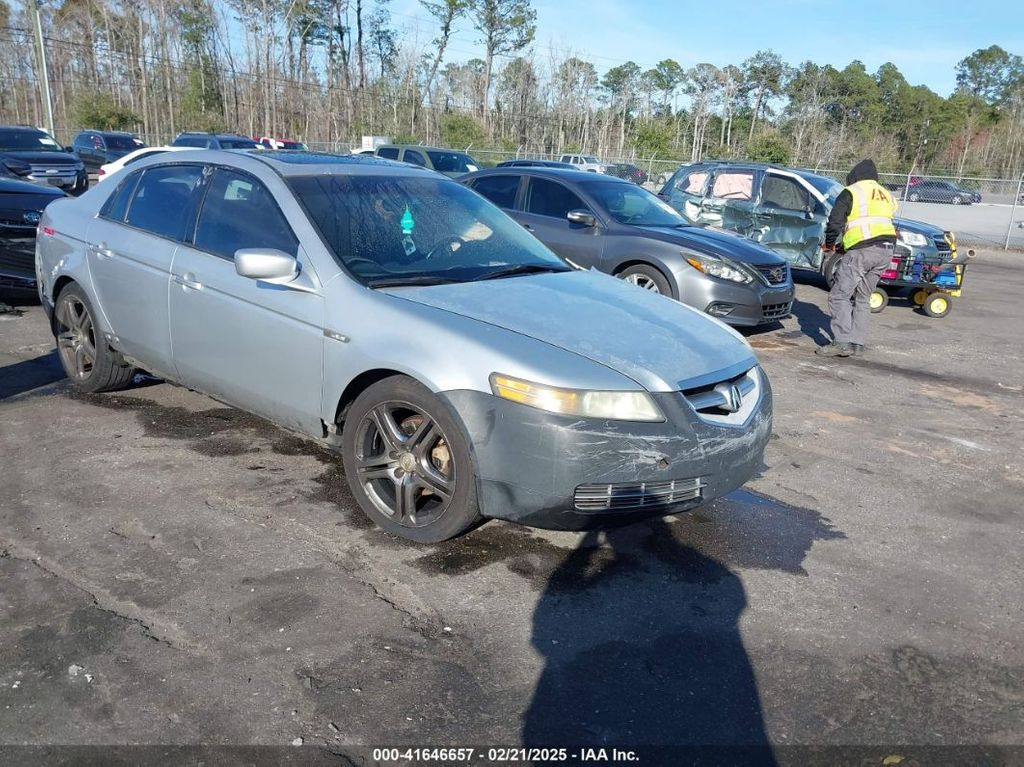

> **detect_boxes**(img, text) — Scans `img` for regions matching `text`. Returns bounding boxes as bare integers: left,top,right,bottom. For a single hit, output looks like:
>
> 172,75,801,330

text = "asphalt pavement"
1,252,1022,761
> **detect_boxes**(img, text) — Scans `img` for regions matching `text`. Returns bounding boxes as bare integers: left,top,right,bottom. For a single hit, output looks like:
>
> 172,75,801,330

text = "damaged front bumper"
441,371,773,529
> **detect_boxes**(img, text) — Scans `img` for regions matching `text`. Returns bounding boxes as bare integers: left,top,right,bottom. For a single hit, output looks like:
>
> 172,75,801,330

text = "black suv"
0,163,65,291
0,125,88,196
71,130,145,173
172,132,261,150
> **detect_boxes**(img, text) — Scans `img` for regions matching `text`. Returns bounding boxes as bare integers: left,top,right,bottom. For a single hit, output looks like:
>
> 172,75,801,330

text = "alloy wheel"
623,273,661,292
55,294,97,381
353,401,455,527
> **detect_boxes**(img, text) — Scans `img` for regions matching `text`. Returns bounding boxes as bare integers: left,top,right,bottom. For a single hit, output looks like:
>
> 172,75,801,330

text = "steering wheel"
423,238,460,261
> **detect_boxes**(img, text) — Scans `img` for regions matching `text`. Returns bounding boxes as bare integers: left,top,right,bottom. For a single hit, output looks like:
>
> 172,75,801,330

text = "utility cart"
869,246,974,319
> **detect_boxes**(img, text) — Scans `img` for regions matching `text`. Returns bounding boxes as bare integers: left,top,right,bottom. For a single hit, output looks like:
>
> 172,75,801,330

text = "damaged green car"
658,161,957,286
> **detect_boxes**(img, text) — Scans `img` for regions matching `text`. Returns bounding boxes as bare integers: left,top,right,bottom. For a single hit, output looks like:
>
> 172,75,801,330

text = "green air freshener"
400,206,414,235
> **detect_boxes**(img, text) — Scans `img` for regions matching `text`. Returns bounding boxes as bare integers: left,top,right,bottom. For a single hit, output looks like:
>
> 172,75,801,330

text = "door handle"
521,223,534,232
173,273,203,290
91,243,114,259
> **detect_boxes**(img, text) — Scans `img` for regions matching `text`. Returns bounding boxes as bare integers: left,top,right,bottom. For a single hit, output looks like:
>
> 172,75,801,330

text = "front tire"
619,264,672,297
341,375,480,543
53,283,134,392
868,287,888,313
923,292,952,318
952,195,962,205
908,192,920,202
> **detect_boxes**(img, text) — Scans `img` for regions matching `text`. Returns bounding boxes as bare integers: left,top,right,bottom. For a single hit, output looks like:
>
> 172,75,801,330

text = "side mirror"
567,209,596,227
235,248,298,283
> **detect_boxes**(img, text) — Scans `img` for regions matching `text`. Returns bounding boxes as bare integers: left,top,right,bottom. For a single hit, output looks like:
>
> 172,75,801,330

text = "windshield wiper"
470,264,569,282
366,275,461,288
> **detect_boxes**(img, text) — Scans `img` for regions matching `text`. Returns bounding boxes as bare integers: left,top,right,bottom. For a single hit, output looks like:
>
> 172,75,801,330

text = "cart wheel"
912,289,929,306
923,292,952,318
869,288,888,313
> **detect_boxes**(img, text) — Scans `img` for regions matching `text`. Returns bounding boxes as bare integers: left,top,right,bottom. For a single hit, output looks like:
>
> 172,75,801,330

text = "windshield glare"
589,182,686,227
106,135,143,150
289,174,569,284
0,130,65,152
426,151,477,173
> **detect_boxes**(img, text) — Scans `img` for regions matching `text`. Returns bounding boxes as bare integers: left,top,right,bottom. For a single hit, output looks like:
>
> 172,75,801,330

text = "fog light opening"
707,303,735,317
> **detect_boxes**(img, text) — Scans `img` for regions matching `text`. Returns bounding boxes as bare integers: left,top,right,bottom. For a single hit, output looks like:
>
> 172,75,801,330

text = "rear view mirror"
567,209,596,227
235,248,298,283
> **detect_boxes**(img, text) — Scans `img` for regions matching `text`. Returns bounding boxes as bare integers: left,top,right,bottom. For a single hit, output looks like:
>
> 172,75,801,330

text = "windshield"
0,130,65,152
426,150,477,174
220,138,260,150
289,174,570,285
588,182,686,227
106,135,144,150
804,173,843,205
280,141,306,150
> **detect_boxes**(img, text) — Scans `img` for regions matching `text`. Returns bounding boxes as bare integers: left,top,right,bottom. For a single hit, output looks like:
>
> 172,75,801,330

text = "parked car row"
35,150,773,541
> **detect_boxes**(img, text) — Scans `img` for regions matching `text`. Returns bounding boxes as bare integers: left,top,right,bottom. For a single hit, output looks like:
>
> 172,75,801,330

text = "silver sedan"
36,150,772,542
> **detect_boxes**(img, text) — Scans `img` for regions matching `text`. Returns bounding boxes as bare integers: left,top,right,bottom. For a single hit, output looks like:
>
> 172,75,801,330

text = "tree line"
1,0,1022,179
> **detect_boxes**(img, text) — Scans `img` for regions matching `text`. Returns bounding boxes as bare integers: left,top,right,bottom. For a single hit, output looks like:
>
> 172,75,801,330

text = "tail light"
97,168,106,177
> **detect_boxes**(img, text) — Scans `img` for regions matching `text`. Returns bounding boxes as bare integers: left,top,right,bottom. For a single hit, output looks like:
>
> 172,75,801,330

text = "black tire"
923,292,952,318
868,287,888,313
52,282,134,393
951,195,962,205
822,250,844,289
618,264,673,297
908,191,920,202
341,375,480,543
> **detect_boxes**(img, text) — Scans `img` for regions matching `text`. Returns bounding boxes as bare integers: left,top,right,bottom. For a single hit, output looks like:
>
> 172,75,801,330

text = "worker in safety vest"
816,159,898,357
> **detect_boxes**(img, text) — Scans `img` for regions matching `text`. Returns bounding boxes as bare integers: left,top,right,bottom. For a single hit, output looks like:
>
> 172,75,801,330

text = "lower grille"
932,234,952,255
762,301,791,319
574,477,705,512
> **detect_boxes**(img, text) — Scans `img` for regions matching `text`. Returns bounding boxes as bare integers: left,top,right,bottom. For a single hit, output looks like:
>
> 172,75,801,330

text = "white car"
558,154,607,173
97,146,196,182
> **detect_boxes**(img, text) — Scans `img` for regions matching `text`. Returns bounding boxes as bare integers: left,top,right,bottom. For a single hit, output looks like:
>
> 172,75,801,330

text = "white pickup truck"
558,154,607,173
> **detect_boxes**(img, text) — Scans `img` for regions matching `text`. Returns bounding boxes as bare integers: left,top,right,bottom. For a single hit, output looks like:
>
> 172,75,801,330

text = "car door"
168,166,324,434
401,149,428,169
661,167,710,224
72,134,94,170
85,164,205,378
753,171,822,268
702,168,759,236
517,176,602,267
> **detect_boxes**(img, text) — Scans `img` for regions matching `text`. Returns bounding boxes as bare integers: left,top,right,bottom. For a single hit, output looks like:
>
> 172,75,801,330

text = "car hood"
0,150,79,165
381,269,756,392
644,224,787,266
894,217,944,236
0,177,65,196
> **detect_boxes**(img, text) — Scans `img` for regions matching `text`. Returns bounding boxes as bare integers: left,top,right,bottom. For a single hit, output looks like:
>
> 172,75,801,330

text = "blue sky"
390,0,1024,97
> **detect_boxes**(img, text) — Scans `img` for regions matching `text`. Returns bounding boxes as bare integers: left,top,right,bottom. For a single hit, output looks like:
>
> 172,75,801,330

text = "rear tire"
822,251,844,290
341,375,480,543
52,283,134,393
619,264,672,297
923,292,952,318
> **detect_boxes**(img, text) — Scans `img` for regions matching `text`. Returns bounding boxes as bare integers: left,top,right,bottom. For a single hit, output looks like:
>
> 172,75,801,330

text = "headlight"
490,374,664,422
898,230,927,247
685,253,752,283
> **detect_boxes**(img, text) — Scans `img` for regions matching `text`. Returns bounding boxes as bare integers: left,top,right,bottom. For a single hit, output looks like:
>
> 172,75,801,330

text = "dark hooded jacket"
824,159,897,251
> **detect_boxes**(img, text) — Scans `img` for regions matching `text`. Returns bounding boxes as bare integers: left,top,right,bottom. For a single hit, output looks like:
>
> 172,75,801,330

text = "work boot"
815,342,853,357
849,344,865,356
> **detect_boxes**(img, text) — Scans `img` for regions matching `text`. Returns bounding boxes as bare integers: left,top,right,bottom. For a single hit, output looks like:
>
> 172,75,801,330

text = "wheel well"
613,260,676,297
333,368,406,425
52,275,75,302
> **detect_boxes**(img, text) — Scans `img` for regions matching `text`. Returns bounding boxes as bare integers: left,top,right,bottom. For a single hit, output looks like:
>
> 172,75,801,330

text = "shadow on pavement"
523,493,843,753
790,298,832,346
0,351,64,400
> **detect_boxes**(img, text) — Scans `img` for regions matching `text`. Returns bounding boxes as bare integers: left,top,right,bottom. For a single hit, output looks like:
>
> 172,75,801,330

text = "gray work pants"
828,243,894,345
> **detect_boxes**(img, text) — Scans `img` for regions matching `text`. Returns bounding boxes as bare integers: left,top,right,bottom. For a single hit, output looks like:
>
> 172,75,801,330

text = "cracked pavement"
1,250,1023,754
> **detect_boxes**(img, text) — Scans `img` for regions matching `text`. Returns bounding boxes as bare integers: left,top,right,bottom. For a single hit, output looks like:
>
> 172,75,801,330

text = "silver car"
36,151,772,542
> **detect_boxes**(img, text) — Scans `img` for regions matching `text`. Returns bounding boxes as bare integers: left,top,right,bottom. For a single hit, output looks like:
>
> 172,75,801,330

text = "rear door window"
525,178,589,218
193,168,298,260
100,171,142,221
125,165,204,240
377,147,400,160
471,175,521,209
403,150,427,167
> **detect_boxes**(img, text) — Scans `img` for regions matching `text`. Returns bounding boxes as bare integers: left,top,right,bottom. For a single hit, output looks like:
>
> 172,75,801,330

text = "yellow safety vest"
842,179,897,251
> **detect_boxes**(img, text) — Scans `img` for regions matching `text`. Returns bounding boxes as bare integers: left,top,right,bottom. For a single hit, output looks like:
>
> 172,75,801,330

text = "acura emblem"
23,211,41,224
713,381,745,413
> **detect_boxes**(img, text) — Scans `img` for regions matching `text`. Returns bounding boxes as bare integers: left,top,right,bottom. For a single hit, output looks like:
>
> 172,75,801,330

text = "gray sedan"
36,151,772,542
461,167,794,327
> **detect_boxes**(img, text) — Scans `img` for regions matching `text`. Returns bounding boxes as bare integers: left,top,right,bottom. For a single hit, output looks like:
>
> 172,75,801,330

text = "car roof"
176,132,255,139
248,150,444,178
467,166,631,185
378,144,469,153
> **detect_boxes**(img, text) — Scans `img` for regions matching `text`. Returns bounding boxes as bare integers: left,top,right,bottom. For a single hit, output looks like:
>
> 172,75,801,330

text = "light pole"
28,0,55,138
